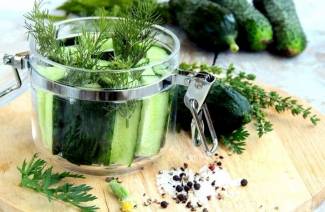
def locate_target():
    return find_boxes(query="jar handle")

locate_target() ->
[0,52,29,99]
[175,70,218,156]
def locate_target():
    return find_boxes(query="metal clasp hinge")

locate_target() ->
[175,70,218,156]
[1,52,29,98]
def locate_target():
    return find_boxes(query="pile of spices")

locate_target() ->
[156,157,247,210]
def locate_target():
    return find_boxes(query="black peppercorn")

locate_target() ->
[194,183,201,190]
[105,177,114,183]
[203,208,209,212]
[160,201,168,209]
[187,181,193,188]
[177,194,186,202]
[173,175,181,181]
[184,185,190,192]
[180,173,186,179]
[216,161,222,166]
[241,178,248,186]
[186,201,192,208]
[176,185,183,192]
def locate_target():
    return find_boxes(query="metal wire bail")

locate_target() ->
[176,69,219,156]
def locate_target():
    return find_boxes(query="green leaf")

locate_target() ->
[17,154,98,211]
[221,127,249,154]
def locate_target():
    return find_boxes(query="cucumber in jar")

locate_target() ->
[37,43,172,166]
[35,66,66,151]
[52,97,112,165]
[105,46,172,164]
[135,46,171,157]
[107,102,142,165]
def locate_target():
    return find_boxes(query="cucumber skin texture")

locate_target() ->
[136,47,170,157]
[36,67,66,152]
[177,84,251,136]
[52,98,111,165]
[253,0,307,57]
[36,91,51,150]
[212,0,273,51]
[108,102,142,166]
[170,0,239,52]
[135,91,171,157]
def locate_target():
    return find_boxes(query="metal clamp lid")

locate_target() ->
[176,70,218,156]
[1,52,29,98]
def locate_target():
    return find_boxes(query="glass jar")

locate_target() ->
[1,17,218,175]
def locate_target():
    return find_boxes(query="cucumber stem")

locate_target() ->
[225,36,239,53]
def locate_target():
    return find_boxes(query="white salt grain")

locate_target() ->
[156,163,242,208]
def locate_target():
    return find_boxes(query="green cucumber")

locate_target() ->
[36,91,47,147]
[212,0,273,51]
[108,102,142,166]
[253,0,307,56]
[170,0,239,52]
[135,91,170,157]
[141,46,169,84]
[100,38,114,52]
[146,46,169,63]
[37,66,66,81]
[135,46,171,157]
[36,67,66,151]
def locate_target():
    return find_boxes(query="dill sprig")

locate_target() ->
[24,1,110,71]
[24,2,73,66]
[107,0,160,69]
[180,63,320,153]
[25,1,159,84]
[17,154,98,212]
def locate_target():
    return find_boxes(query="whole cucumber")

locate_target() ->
[212,0,273,51]
[177,83,251,136]
[170,0,239,52]
[253,0,307,57]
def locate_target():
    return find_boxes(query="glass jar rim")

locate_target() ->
[30,16,180,74]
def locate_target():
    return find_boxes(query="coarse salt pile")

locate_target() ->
[156,158,247,210]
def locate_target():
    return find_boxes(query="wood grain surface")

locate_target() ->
[0,89,324,212]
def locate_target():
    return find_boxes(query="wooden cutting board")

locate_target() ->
[0,91,324,212]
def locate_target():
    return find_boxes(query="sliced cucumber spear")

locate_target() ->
[108,102,142,166]
[135,91,170,157]
[36,67,66,151]
[108,46,171,164]
[135,46,171,157]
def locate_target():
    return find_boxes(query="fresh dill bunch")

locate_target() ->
[109,0,160,69]
[24,1,73,66]
[179,63,320,153]
[25,1,110,72]
[100,1,160,120]
[25,1,160,85]
[17,154,98,212]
